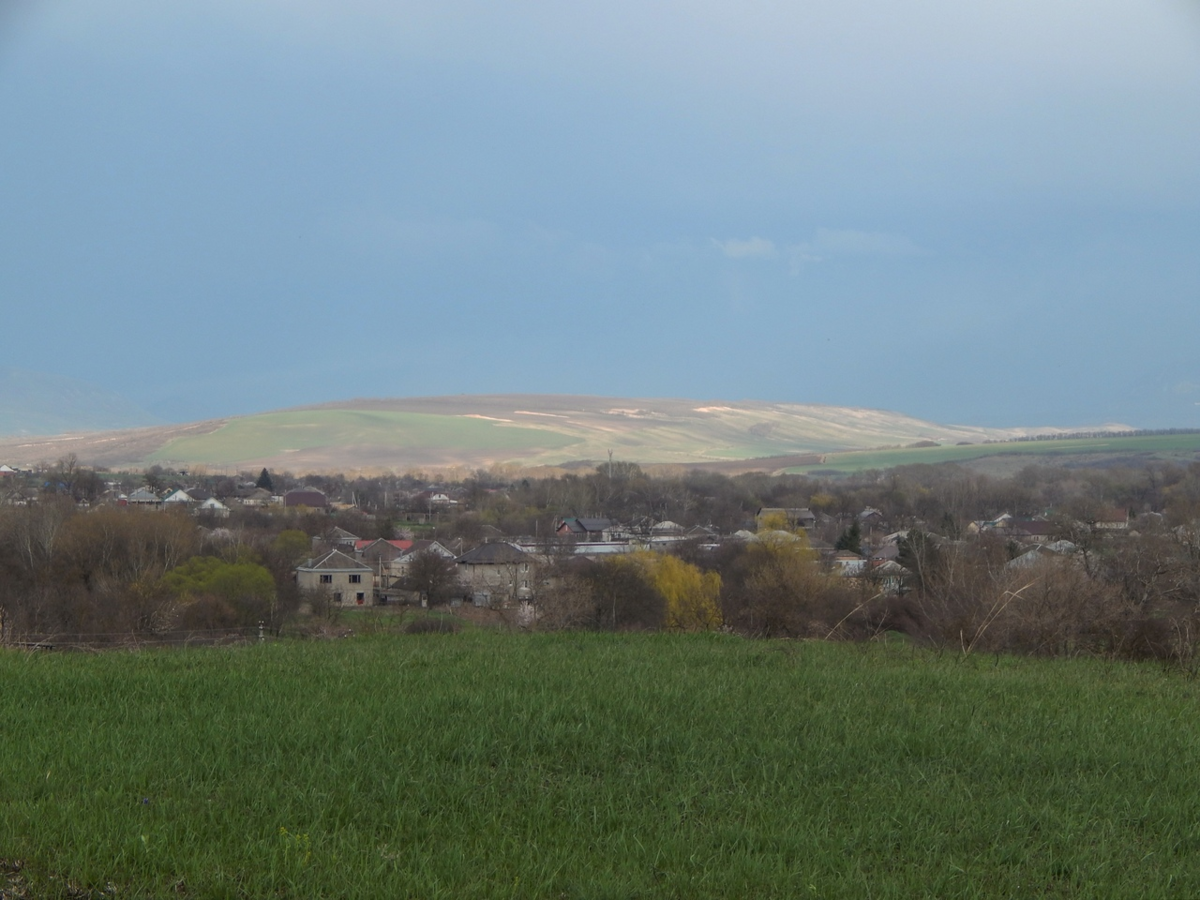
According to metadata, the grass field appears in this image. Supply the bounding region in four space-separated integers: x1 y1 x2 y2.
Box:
784 432 1200 475
146 410 580 467
5 631 1200 898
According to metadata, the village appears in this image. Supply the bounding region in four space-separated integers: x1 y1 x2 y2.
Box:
0 456 1150 632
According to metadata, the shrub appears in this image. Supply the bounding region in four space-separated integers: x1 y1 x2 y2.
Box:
403 616 462 635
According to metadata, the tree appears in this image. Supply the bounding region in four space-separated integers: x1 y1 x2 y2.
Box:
834 521 862 555
256 468 275 492
161 555 277 625
639 552 722 631
582 555 664 630
400 550 462 607
719 531 852 637
272 529 311 564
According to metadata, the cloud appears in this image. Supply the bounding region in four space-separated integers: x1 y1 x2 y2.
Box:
713 236 777 259
789 228 921 269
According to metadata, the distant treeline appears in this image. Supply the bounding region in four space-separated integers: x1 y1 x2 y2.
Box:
983 428 1200 444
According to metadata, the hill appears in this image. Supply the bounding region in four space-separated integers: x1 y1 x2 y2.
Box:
0 393 1116 473
0 367 162 436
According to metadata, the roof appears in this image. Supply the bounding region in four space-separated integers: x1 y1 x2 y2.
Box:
1011 519 1057 536
285 489 329 508
298 549 372 572
559 517 615 534
358 538 413 560
401 539 455 559
456 542 530 565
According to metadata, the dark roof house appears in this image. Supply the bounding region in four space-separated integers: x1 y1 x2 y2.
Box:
285 489 329 509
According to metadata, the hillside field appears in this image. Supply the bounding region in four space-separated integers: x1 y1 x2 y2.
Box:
0 394 1116 473
785 432 1200 476
5 630 1200 898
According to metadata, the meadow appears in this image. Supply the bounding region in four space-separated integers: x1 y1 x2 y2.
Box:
785 432 1200 475
5 631 1200 898
145 409 580 469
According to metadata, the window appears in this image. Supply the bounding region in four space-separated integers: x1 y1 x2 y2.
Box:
356 592 365 604
320 574 332 584
349 574 362 584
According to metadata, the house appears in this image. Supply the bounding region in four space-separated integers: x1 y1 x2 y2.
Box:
868 559 910 594
295 550 374 607
1007 519 1058 544
1092 509 1130 530
555 517 624 542
161 489 195 507
832 551 867 575
412 490 457 509
195 497 231 518
239 487 275 507
0 465 17 478
356 538 413 561
284 489 329 510
377 540 458 604
455 542 534 606
321 526 360 550
857 507 885 525
390 539 455 574
356 538 414 591
2 487 36 507
126 487 163 509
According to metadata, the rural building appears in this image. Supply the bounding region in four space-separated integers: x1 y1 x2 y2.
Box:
125 487 163 509
284 489 329 510
456 541 533 606
296 549 373 606
556 517 624 542
195 497 231 518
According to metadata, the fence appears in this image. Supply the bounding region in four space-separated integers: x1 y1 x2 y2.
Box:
2 622 270 651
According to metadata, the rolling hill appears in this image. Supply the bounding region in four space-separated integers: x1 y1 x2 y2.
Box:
0 394 1124 474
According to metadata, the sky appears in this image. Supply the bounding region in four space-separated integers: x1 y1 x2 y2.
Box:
1 1 1199 428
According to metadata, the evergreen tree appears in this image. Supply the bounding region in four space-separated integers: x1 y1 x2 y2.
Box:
834 521 862 555
256 468 274 492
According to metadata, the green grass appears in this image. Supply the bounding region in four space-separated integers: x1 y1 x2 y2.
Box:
784 432 1200 474
147 410 580 465
5 633 1200 897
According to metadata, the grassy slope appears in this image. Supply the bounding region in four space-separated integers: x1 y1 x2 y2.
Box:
5 632 1200 898
784 432 1200 475
138 395 1082 471
145 409 580 468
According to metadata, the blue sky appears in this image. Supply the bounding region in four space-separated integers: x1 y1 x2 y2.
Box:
2 1 1198 428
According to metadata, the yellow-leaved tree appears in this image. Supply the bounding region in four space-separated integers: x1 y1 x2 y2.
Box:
635 552 722 631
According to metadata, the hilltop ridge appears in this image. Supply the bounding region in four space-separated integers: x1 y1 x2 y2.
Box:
0 393 1122 474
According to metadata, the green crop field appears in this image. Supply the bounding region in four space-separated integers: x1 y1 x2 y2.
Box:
146 410 580 466
784 432 1200 475
5 631 1200 898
